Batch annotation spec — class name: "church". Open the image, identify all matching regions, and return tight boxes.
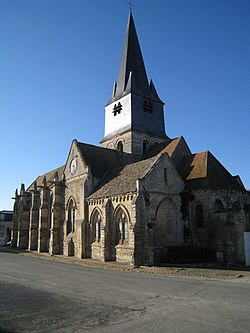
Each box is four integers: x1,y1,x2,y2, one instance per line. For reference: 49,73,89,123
12,12,249,266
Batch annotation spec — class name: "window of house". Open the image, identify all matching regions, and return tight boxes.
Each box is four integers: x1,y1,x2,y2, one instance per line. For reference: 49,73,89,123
116,208,128,244
195,204,204,229
5,213,13,221
67,199,75,235
0,225,4,237
6,228,11,242
113,102,122,116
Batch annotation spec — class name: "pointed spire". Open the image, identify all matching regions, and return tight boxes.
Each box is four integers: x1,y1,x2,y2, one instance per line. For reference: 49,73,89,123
112,12,151,101
111,81,117,99
15,189,18,198
125,71,138,94
54,171,59,183
150,80,164,103
20,183,25,195
42,176,47,189
62,173,66,182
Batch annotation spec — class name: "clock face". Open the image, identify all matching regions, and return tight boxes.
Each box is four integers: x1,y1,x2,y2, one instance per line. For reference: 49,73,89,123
70,157,78,175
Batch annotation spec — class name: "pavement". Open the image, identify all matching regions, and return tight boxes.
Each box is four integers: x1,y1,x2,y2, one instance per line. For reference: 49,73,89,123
1,246,250,283
1,248,250,332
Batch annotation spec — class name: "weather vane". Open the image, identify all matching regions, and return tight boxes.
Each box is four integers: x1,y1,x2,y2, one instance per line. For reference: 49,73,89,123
127,0,134,12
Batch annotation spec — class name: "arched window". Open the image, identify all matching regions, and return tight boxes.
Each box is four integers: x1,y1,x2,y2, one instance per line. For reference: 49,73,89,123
67,199,75,235
115,207,129,244
143,140,149,155
215,199,224,211
91,209,102,242
117,141,123,155
232,201,241,212
195,204,204,229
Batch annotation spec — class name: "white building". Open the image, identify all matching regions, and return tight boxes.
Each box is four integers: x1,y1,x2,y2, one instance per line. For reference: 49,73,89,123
0,210,13,245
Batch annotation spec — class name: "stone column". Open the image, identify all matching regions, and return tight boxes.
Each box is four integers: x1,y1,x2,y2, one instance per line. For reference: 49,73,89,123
130,194,138,266
28,181,40,251
11,189,19,247
17,184,30,249
49,172,64,255
81,200,90,258
103,199,111,261
38,177,50,252
96,199,110,261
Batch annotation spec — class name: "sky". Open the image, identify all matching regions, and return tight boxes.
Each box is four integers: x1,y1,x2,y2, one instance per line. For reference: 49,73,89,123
0,0,249,210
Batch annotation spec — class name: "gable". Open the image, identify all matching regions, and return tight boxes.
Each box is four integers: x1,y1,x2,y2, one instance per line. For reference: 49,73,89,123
178,151,245,191
64,139,123,181
77,141,123,177
143,153,184,194
64,139,87,180
144,136,191,167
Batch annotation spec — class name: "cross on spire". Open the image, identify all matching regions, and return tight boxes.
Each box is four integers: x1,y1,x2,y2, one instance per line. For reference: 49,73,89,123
127,0,134,12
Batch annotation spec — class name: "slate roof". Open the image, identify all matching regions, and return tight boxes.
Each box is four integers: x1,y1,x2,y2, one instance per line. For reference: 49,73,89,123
143,139,172,158
27,165,65,191
111,12,150,101
144,136,191,164
76,141,123,178
87,155,159,199
26,143,244,196
163,137,191,158
177,151,245,191
108,12,162,104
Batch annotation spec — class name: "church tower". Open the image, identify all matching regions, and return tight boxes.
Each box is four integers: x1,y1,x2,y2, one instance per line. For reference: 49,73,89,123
100,12,168,156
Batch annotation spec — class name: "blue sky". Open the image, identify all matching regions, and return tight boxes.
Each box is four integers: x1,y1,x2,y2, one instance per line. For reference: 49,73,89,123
0,0,249,210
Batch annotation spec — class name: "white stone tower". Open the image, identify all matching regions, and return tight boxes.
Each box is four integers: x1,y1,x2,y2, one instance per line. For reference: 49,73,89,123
100,12,168,156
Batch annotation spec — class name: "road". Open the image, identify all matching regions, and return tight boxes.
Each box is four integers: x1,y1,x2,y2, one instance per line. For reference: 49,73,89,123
0,251,250,333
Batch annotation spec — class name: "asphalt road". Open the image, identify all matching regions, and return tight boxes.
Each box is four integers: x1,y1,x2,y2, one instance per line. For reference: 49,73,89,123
0,251,250,333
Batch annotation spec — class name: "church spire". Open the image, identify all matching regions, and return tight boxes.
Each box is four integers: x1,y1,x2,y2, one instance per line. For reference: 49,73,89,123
101,12,167,156
110,12,151,102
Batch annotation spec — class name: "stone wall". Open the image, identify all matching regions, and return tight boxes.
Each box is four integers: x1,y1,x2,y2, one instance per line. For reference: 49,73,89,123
88,196,136,264
188,189,248,264
133,154,184,265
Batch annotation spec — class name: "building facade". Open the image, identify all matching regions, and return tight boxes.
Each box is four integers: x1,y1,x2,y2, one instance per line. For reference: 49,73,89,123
0,210,13,246
12,13,250,265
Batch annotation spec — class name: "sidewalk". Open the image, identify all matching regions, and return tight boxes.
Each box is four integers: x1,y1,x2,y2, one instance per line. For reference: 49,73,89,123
1,246,250,283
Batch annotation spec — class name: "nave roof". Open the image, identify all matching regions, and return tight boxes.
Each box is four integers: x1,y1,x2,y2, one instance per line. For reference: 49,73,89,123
27,165,65,191
177,151,245,191
87,155,160,199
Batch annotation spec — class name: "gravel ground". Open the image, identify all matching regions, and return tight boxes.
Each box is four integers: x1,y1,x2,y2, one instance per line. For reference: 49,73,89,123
2,246,250,283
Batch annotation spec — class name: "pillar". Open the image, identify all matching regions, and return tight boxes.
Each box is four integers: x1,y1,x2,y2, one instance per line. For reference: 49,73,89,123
49,172,64,255
38,177,50,252
28,181,40,251
17,184,30,249
11,189,19,247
